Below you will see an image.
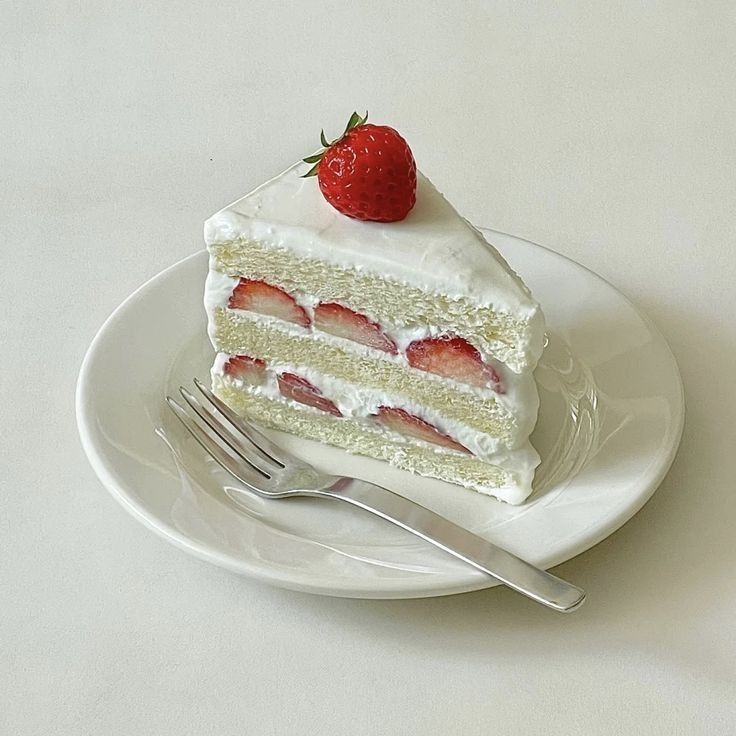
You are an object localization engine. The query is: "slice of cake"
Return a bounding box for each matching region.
[204,115,545,504]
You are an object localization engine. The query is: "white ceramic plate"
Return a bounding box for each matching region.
[76,229,684,599]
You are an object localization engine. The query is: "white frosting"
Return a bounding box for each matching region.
[205,162,543,325]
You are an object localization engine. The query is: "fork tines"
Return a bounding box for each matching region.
[166,379,289,492]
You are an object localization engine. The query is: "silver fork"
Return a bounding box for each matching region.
[166,379,586,612]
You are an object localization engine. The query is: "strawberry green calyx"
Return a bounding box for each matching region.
[302,111,368,177]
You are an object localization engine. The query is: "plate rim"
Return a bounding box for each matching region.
[76,229,685,599]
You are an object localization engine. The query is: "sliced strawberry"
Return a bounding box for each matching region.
[228,278,310,328]
[277,372,342,417]
[406,335,502,392]
[373,406,470,454]
[313,302,397,354]
[223,355,267,385]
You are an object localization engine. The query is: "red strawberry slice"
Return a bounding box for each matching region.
[373,406,470,454]
[223,355,267,385]
[406,335,503,392]
[314,302,398,354]
[277,372,343,417]
[228,278,310,328]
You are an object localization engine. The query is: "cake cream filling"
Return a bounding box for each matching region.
[213,376,539,501]
[204,266,540,444]
[206,268,497,361]
[205,265,517,362]
[212,353,540,481]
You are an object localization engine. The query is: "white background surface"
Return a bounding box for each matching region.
[3,2,735,734]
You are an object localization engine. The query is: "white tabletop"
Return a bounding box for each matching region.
[4,2,736,734]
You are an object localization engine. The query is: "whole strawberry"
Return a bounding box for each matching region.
[303,112,417,222]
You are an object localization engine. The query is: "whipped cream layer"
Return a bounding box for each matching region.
[212,353,540,487]
[205,162,545,373]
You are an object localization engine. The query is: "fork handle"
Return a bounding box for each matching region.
[317,478,585,612]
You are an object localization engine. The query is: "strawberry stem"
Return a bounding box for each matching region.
[342,111,368,136]
[301,111,369,178]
